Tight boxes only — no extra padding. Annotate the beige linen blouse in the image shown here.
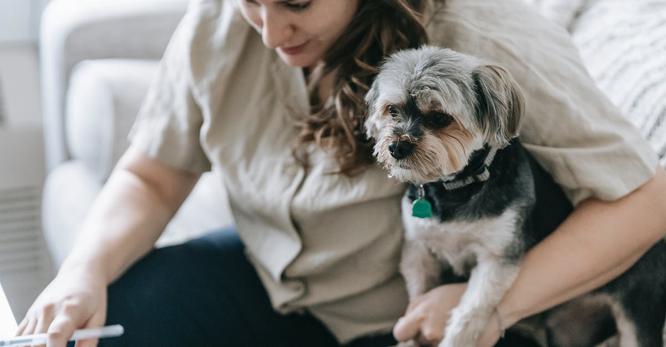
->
[128,0,659,343]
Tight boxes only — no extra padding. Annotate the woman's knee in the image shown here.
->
[101,228,251,345]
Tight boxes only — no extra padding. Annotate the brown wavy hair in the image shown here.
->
[293,0,444,176]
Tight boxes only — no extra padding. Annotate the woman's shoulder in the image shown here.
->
[424,0,570,59]
[422,0,587,94]
[172,0,276,94]
[423,0,659,206]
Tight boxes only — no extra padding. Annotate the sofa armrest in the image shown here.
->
[40,0,189,171]
[66,59,159,182]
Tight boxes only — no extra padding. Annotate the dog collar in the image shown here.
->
[440,145,499,190]
[410,144,504,218]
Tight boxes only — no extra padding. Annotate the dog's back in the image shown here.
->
[515,142,666,347]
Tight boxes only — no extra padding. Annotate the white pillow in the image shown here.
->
[522,0,588,29]
[573,0,666,166]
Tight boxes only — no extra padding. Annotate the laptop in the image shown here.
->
[0,283,17,338]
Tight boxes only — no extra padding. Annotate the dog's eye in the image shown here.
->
[424,112,454,129]
[387,105,400,118]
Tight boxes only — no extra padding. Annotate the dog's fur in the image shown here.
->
[364,46,666,347]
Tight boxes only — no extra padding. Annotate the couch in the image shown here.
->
[40,0,233,268]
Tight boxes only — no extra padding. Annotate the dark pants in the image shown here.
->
[97,228,397,347]
[96,228,543,347]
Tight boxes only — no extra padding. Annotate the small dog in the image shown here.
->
[364,46,666,347]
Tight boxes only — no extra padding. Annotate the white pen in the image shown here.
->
[0,325,124,347]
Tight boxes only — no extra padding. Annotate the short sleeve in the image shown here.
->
[128,1,211,173]
[427,0,660,206]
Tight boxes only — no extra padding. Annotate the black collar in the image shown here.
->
[439,145,499,190]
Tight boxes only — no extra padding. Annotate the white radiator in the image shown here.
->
[0,127,53,321]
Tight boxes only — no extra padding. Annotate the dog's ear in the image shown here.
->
[472,64,524,148]
[363,79,381,139]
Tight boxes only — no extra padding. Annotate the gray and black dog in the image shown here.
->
[364,46,666,347]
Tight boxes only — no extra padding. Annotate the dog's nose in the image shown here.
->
[389,141,415,160]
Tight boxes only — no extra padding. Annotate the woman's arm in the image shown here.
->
[17,147,201,347]
[394,167,666,346]
[498,166,666,326]
[60,146,201,283]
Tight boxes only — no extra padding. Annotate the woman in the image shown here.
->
[17,0,666,346]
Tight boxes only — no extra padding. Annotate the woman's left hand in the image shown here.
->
[393,283,502,347]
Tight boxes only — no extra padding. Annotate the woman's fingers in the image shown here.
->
[75,308,107,347]
[418,311,446,344]
[393,306,426,342]
[29,304,57,347]
[24,317,38,335]
[18,316,37,343]
[46,300,90,347]
[15,314,34,336]
[395,284,469,345]
[47,317,76,347]
[397,293,430,341]
[46,314,80,347]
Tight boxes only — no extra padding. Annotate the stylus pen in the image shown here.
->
[0,324,124,346]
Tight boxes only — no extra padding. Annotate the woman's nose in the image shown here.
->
[261,11,294,49]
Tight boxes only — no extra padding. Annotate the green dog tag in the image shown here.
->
[412,199,433,218]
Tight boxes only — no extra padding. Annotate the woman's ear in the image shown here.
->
[472,64,525,148]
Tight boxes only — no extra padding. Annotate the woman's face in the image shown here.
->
[236,0,359,69]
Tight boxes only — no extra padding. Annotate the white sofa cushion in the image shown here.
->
[42,161,102,266]
[66,60,159,182]
[40,0,189,169]
[43,161,234,267]
[572,0,666,166]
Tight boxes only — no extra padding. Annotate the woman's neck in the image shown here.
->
[317,72,335,103]
[303,65,336,106]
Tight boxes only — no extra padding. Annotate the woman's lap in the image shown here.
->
[96,228,541,347]
[98,228,395,347]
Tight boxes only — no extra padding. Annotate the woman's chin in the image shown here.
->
[277,52,318,69]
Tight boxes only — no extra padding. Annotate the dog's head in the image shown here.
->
[364,46,524,184]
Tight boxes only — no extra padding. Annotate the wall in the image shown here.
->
[0,0,48,43]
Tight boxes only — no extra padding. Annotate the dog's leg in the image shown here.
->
[401,239,444,299]
[609,297,665,347]
[440,259,519,347]
[544,295,616,347]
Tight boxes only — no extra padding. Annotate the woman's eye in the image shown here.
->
[283,1,311,11]
[425,112,454,129]
[244,0,310,11]
[388,105,400,118]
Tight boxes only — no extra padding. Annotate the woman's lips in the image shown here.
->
[280,41,309,55]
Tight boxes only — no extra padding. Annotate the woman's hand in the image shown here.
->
[16,264,108,347]
[393,283,466,346]
[393,283,503,347]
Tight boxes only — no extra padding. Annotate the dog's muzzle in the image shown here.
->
[389,141,415,160]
